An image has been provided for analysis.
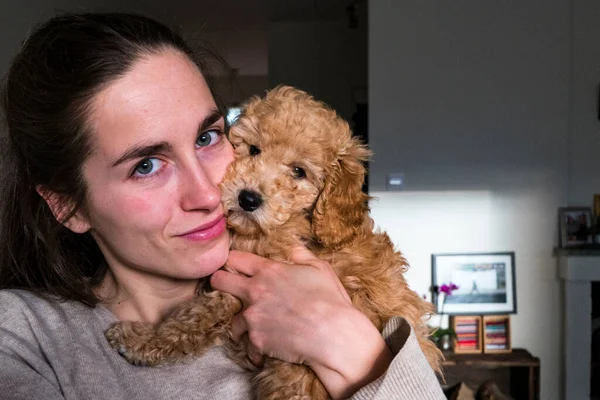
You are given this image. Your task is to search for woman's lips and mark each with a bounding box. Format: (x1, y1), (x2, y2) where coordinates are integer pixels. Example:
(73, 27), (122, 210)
(178, 216), (227, 241)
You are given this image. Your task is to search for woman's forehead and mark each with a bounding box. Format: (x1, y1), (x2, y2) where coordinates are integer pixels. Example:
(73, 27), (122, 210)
(92, 50), (212, 117)
(86, 50), (216, 157)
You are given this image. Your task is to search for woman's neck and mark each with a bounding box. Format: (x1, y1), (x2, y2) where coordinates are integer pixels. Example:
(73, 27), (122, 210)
(95, 268), (200, 324)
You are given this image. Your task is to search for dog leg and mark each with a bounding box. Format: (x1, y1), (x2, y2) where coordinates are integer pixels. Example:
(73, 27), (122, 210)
(105, 291), (241, 366)
(254, 359), (330, 400)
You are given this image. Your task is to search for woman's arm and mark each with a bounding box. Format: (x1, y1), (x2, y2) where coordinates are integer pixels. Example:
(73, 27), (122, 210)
(351, 317), (445, 399)
(210, 247), (444, 399)
(304, 305), (394, 398)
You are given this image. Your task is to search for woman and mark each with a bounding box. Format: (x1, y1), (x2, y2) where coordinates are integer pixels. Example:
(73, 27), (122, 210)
(0, 12), (444, 399)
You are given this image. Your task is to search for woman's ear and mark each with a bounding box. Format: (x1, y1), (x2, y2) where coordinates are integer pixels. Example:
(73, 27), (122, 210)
(36, 186), (91, 234)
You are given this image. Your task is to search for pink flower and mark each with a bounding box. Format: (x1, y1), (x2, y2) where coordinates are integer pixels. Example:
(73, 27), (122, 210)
(439, 282), (459, 296)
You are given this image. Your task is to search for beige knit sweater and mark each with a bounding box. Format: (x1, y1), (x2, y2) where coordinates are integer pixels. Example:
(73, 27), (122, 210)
(0, 290), (444, 399)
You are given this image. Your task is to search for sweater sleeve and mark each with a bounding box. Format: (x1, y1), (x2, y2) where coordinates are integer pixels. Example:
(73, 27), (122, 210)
(350, 317), (446, 400)
(0, 291), (65, 400)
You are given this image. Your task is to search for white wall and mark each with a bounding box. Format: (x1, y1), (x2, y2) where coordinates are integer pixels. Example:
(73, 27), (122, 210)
(370, 1), (570, 399)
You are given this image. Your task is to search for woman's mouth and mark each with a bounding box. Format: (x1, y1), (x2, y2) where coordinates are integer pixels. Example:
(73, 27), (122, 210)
(177, 216), (227, 241)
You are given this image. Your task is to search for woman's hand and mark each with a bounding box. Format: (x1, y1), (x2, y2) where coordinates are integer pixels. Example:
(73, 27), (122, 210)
(210, 247), (393, 399)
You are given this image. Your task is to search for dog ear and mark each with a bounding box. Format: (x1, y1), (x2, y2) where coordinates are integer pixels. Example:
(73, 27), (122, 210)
(312, 138), (371, 249)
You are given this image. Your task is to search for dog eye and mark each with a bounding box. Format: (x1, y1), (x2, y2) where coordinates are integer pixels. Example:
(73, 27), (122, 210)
(292, 167), (306, 179)
(249, 145), (261, 156)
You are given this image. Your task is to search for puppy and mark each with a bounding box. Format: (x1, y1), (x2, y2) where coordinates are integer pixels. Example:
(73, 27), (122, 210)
(106, 86), (442, 399)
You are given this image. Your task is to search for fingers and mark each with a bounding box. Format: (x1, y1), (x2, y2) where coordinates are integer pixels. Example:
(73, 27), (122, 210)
(210, 269), (251, 302)
(288, 245), (322, 267)
(289, 246), (352, 304)
(230, 312), (248, 343)
(247, 341), (265, 367)
(226, 247), (322, 278)
(225, 250), (271, 277)
(230, 315), (264, 367)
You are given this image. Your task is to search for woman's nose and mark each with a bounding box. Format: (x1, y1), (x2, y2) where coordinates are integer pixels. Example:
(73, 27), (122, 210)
(180, 165), (221, 212)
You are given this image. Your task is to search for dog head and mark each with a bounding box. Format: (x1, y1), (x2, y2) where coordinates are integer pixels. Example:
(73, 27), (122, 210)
(221, 86), (371, 248)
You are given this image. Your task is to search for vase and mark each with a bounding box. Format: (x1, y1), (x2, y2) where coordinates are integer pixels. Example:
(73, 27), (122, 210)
(439, 334), (452, 351)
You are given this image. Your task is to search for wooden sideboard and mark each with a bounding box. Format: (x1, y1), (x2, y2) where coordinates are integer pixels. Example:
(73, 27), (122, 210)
(440, 348), (540, 400)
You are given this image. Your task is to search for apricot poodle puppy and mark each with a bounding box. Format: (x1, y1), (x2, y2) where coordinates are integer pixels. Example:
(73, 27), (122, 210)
(106, 86), (442, 399)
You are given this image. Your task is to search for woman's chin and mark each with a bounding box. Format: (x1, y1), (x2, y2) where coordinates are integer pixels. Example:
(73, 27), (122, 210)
(189, 246), (230, 279)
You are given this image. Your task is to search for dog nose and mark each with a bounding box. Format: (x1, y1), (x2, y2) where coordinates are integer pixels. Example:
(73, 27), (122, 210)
(238, 189), (263, 212)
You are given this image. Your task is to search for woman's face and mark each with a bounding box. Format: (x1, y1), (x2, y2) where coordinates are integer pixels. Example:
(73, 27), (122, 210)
(78, 49), (234, 284)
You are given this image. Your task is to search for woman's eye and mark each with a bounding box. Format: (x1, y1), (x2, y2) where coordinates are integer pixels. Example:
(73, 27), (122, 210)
(292, 166), (306, 179)
(133, 157), (163, 177)
(196, 129), (222, 147)
(249, 145), (261, 156)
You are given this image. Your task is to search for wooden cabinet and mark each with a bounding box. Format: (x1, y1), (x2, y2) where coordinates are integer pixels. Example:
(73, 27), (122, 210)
(452, 316), (483, 354)
(482, 315), (512, 354)
(441, 348), (540, 400)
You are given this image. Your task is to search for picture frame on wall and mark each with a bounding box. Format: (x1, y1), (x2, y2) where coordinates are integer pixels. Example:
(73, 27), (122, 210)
(431, 252), (517, 315)
(558, 207), (593, 248)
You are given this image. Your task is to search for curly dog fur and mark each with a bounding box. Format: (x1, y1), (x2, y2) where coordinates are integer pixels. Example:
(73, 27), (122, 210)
(106, 86), (442, 399)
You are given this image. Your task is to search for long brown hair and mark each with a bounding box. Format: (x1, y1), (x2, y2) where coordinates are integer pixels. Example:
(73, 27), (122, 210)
(0, 12), (229, 306)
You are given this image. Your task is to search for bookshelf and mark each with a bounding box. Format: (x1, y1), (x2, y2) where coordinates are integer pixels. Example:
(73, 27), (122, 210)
(451, 316), (482, 354)
(483, 315), (512, 353)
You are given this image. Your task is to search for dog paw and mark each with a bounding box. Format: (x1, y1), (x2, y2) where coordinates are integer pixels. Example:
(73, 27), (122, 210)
(105, 322), (155, 366)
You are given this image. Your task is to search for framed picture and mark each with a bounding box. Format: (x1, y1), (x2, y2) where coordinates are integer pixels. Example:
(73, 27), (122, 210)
(431, 252), (517, 315)
(559, 207), (593, 247)
(594, 195), (600, 219)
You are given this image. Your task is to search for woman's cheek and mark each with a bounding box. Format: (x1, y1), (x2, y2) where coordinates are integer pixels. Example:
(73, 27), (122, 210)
(118, 168), (176, 216)
(213, 141), (235, 184)
(123, 190), (173, 218)
(126, 195), (156, 214)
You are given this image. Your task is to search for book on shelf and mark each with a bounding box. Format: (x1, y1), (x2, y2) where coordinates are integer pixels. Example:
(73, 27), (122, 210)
(451, 315), (483, 354)
(482, 315), (512, 354)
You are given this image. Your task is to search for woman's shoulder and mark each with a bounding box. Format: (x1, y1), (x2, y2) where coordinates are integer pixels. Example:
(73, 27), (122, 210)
(0, 288), (85, 314)
(0, 288), (109, 332)
(0, 289), (114, 372)
(0, 287), (52, 304)
(0, 288), (56, 317)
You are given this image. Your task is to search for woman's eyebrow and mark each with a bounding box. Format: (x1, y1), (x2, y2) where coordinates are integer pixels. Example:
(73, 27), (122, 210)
(200, 109), (224, 132)
(110, 110), (224, 168)
(110, 142), (172, 167)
